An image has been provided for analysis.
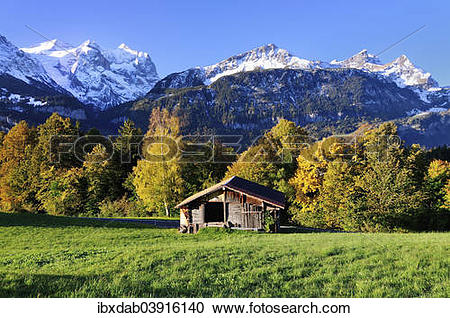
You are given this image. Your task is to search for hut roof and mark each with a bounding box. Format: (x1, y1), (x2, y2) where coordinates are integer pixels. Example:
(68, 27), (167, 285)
(175, 176), (285, 209)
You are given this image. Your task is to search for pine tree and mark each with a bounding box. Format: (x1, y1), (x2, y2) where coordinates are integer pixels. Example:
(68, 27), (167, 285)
(113, 120), (143, 191)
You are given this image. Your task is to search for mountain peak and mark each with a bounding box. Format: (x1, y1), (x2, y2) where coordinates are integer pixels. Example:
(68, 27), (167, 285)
(0, 33), (62, 90)
(80, 39), (93, 46)
(355, 48), (370, 56)
(392, 54), (413, 66)
(256, 43), (278, 50)
(384, 54), (438, 88)
(332, 49), (381, 68)
(234, 43), (284, 59)
(116, 43), (148, 58)
(201, 43), (317, 83)
(21, 39), (73, 54)
(118, 43), (129, 50)
(77, 39), (99, 51)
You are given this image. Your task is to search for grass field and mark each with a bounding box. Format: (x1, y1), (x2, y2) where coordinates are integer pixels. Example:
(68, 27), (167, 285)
(0, 212), (449, 297)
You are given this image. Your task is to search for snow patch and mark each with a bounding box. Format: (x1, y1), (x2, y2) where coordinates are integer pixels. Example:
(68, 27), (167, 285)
(427, 107), (447, 113)
(27, 97), (47, 106)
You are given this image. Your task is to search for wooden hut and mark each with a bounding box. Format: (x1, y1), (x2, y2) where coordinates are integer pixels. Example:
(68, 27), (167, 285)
(176, 176), (285, 233)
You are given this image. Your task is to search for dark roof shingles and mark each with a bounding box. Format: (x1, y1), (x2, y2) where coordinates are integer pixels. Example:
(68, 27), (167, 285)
(176, 176), (285, 208)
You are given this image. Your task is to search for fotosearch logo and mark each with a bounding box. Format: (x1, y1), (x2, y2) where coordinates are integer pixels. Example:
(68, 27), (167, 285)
(49, 133), (401, 164)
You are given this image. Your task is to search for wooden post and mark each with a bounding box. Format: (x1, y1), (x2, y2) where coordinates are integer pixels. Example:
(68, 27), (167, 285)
(275, 209), (280, 233)
(223, 188), (227, 223)
(198, 204), (205, 224)
(242, 195), (247, 227)
(262, 201), (267, 230)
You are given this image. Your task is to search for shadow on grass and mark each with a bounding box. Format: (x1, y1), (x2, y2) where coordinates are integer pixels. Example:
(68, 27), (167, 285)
(0, 273), (101, 297)
(0, 212), (346, 233)
(0, 273), (197, 297)
(279, 225), (354, 234)
(0, 212), (159, 229)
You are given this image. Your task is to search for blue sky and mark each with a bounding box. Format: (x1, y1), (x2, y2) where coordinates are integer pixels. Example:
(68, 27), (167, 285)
(2, 0), (449, 85)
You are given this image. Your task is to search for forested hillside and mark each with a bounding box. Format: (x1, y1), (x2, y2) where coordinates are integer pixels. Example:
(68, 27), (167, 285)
(104, 68), (449, 146)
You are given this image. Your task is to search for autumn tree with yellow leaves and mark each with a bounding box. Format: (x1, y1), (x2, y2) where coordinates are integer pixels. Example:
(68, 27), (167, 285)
(289, 123), (442, 232)
(132, 108), (184, 216)
(225, 119), (309, 192)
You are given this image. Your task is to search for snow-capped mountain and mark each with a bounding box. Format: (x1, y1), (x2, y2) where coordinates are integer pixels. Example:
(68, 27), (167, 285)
(22, 39), (159, 109)
(330, 49), (382, 69)
(330, 49), (438, 89)
(0, 35), (66, 93)
(128, 43), (449, 147)
(0, 34), (92, 131)
(149, 44), (447, 109)
(152, 44), (326, 91)
(119, 67), (443, 144)
(203, 43), (327, 83)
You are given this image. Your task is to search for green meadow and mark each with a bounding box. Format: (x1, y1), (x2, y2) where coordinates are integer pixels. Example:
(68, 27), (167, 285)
(0, 212), (448, 297)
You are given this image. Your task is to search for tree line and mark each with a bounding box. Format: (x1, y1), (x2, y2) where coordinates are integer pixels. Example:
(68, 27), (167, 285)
(0, 110), (448, 232)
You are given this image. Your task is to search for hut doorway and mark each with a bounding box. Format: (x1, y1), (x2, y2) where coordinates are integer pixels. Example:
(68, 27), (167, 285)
(205, 202), (225, 223)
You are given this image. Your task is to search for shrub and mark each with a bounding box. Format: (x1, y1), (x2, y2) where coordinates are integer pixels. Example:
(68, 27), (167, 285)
(98, 197), (146, 217)
(263, 210), (276, 232)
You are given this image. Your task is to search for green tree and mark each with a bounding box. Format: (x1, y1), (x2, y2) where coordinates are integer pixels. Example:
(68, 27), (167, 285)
(82, 144), (121, 215)
(289, 136), (356, 228)
(36, 167), (87, 216)
(35, 113), (80, 169)
(112, 120), (143, 196)
(82, 120), (143, 215)
(355, 123), (424, 231)
(181, 139), (232, 197)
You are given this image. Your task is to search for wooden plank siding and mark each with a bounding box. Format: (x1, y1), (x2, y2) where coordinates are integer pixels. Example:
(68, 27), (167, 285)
(228, 202), (242, 226)
(242, 203), (263, 229)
